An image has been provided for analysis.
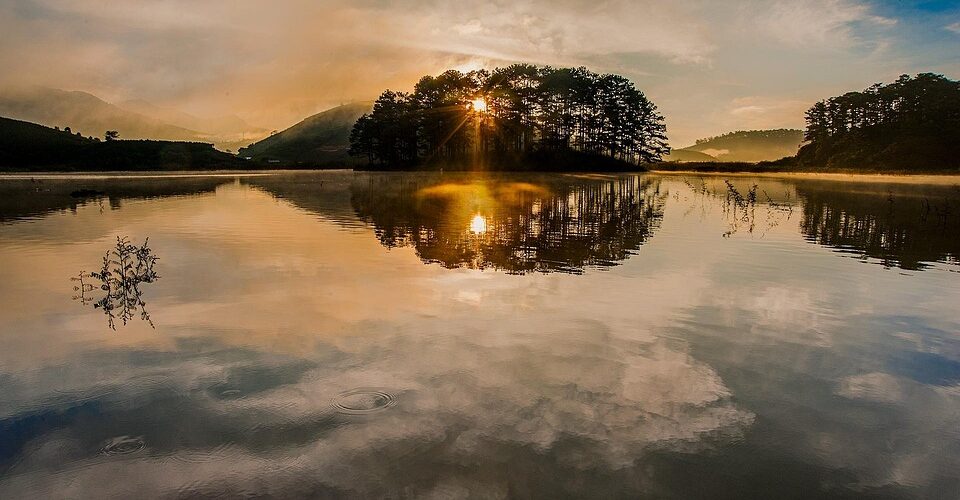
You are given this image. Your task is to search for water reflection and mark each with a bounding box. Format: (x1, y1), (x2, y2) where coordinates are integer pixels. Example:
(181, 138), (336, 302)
(0, 172), (959, 498)
(72, 236), (160, 329)
(795, 181), (960, 269)
(0, 176), (235, 224)
(674, 176), (960, 270)
(348, 174), (666, 274)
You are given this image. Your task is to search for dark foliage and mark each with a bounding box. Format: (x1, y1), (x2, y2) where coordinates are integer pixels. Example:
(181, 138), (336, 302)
(349, 65), (669, 170)
(798, 73), (960, 171)
(0, 116), (246, 171)
(238, 102), (372, 166)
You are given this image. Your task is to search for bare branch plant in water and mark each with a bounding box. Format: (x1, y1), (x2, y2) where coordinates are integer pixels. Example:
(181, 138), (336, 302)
(72, 236), (159, 329)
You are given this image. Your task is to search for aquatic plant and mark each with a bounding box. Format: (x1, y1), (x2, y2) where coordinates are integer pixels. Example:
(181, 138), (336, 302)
(72, 236), (159, 329)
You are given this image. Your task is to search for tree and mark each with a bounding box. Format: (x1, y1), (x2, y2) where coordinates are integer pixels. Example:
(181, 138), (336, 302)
(349, 65), (669, 168)
(799, 73), (960, 170)
(104, 130), (120, 141)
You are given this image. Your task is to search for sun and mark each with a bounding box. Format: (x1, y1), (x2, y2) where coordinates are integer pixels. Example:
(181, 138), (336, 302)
(469, 214), (487, 234)
(470, 98), (488, 113)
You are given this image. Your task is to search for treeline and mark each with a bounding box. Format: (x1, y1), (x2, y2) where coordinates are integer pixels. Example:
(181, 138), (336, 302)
(693, 129), (801, 146)
(349, 65), (669, 169)
(0, 116), (244, 171)
(799, 73), (960, 170)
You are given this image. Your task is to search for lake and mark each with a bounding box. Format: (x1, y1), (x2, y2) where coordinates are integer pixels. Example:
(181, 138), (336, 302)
(1, 171), (959, 498)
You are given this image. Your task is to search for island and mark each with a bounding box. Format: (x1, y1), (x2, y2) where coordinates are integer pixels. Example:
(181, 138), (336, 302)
(347, 65), (669, 171)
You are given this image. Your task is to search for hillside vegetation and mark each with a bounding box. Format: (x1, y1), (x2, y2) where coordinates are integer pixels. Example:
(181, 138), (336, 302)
(238, 102), (372, 166)
(666, 129), (803, 163)
(0, 116), (244, 171)
(798, 73), (960, 171)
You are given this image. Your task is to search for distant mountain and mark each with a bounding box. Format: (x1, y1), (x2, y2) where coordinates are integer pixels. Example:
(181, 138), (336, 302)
(118, 99), (269, 151)
(661, 149), (718, 163)
(0, 116), (245, 171)
(673, 129), (803, 162)
(238, 102), (373, 166)
(0, 86), (211, 143)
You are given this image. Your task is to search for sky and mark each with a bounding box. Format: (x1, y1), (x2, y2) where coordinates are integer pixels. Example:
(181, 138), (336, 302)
(0, 0), (959, 146)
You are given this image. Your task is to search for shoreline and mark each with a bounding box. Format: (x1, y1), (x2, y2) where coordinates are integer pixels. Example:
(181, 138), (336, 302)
(0, 169), (351, 179)
(648, 169), (960, 185)
(1, 168), (959, 185)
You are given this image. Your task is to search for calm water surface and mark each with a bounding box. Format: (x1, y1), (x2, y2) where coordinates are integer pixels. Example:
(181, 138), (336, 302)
(0, 171), (959, 498)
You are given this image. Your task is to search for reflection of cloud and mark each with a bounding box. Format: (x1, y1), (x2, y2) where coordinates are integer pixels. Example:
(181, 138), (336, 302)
(832, 372), (960, 489)
(0, 315), (753, 496)
(4, 174), (960, 496)
(0, 176), (755, 497)
(837, 372), (905, 403)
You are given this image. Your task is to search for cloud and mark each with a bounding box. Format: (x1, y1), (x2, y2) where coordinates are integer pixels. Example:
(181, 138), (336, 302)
(752, 0), (896, 48)
(0, 0), (955, 145)
(692, 96), (809, 139)
(947, 22), (960, 34)
(0, 0), (717, 130)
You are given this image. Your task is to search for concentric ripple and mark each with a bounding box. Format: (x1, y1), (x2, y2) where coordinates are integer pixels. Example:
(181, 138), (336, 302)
(332, 389), (396, 415)
(218, 389), (242, 399)
(100, 436), (145, 455)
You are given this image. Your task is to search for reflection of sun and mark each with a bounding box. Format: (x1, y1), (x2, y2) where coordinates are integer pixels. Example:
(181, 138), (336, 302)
(470, 98), (488, 113)
(469, 214), (487, 234)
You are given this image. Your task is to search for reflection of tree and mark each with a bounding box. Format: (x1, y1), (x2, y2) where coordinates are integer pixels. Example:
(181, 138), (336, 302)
(0, 177), (231, 224)
(675, 177), (795, 239)
(350, 174), (665, 274)
(720, 180), (795, 238)
(797, 183), (960, 270)
(73, 236), (160, 329)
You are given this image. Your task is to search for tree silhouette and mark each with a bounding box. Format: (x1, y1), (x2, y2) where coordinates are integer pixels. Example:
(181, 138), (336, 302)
(799, 73), (960, 170)
(349, 66), (669, 169)
(104, 130), (120, 141)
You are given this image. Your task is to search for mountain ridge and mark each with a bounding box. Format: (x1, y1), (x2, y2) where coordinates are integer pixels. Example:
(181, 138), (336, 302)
(238, 101), (373, 166)
(666, 129), (803, 163)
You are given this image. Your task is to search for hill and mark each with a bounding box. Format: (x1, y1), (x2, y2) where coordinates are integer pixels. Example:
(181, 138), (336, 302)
(0, 116), (245, 171)
(238, 102), (373, 166)
(661, 149), (718, 162)
(118, 99), (269, 151)
(674, 129), (803, 162)
(0, 86), (211, 143)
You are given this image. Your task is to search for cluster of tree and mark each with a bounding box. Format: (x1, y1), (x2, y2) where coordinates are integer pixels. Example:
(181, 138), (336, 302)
(799, 73), (960, 170)
(349, 65), (669, 169)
